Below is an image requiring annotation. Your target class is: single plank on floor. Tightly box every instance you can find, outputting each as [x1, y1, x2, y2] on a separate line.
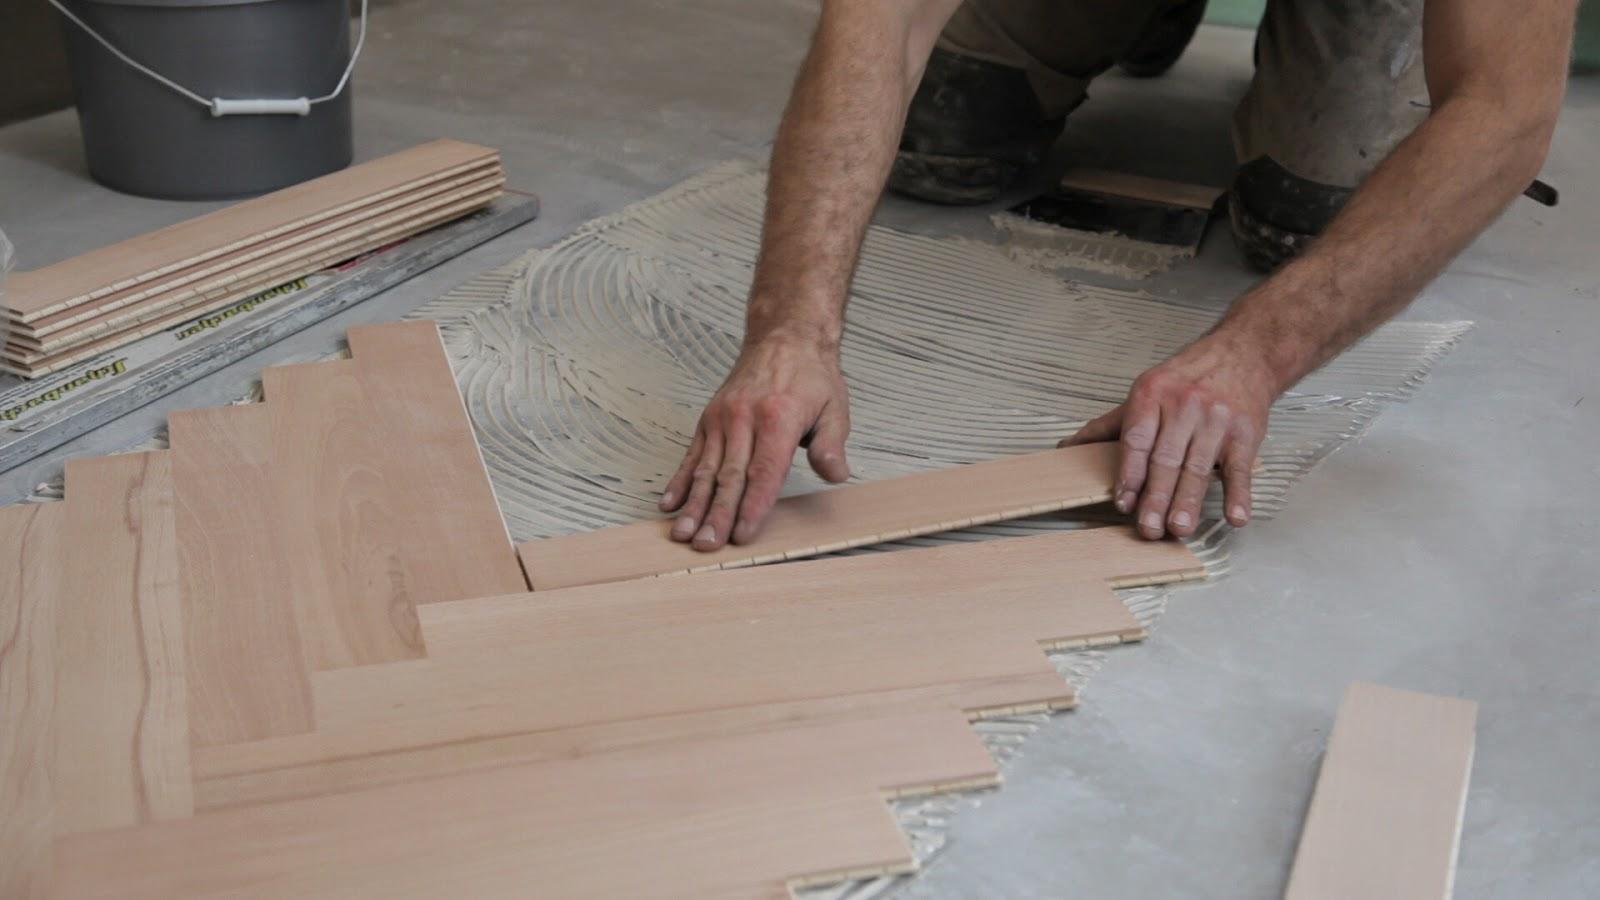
[344, 319, 526, 598]
[1284, 681, 1478, 900]
[169, 405, 314, 747]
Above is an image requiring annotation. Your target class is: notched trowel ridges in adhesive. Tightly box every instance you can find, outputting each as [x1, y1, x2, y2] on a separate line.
[517, 441, 1122, 590]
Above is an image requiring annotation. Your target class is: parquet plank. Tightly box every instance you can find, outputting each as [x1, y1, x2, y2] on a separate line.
[1284, 682, 1478, 900]
[518, 441, 1122, 589]
[189, 528, 1194, 804]
[0, 502, 65, 898]
[169, 405, 314, 747]
[344, 319, 527, 599]
[319, 534, 1158, 734]
[54, 453, 192, 832]
[194, 671, 1068, 810]
[262, 360, 427, 669]
[58, 711, 986, 899]
[4, 139, 497, 320]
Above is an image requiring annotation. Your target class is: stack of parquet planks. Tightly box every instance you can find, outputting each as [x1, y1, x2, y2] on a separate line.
[0, 140, 505, 378]
[0, 319, 1209, 897]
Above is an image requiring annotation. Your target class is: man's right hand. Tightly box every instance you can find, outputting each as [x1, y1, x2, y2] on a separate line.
[659, 335, 852, 551]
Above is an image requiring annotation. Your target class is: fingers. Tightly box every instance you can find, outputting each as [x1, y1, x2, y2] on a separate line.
[733, 410, 807, 545]
[669, 427, 723, 543]
[1115, 395, 1161, 516]
[692, 414, 755, 551]
[1134, 400, 1199, 539]
[805, 401, 851, 484]
[659, 428, 706, 513]
[1166, 411, 1227, 538]
[1221, 436, 1256, 527]
[1059, 406, 1124, 449]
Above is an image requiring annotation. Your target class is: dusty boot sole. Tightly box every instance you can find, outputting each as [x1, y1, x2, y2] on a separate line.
[1227, 184, 1315, 271]
[888, 152, 1024, 206]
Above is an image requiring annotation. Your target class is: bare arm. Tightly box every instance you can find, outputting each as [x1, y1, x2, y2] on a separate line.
[1070, 0, 1577, 539]
[661, 0, 960, 550]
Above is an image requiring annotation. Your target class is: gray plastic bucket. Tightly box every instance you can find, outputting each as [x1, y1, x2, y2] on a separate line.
[55, 0, 357, 200]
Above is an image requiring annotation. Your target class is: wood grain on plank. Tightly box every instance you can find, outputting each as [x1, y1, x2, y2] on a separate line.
[4, 139, 497, 320]
[59, 712, 986, 898]
[519, 441, 1123, 590]
[344, 319, 527, 598]
[169, 405, 314, 747]
[55, 453, 192, 832]
[263, 360, 427, 669]
[1284, 682, 1478, 900]
[0, 502, 65, 898]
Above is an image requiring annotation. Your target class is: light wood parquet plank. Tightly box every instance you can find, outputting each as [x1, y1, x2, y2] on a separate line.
[191, 528, 1197, 807]
[54, 452, 192, 833]
[261, 360, 427, 669]
[193, 671, 1067, 810]
[0, 502, 65, 898]
[57, 711, 988, 899]
[4, 139, 497, 321]
[169, 405, 314, 747]
[344, 319, 527, 599]
[518, 441, 1122, 590]
[1284, 682, 1478, 900]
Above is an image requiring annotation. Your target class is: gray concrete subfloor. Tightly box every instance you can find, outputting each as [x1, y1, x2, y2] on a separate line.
[1, 5, 1596, 897]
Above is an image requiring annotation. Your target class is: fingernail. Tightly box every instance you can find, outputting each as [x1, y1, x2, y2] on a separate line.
[693, 524, 716, 546]
[1115, 491, 1134, 513]
[1171, 511, 1191, 530]
[1140, 511, 1162, 535]
[671, 516, 696, 540]
[659, 489, 676, 509]
[1230, 504, 1248, 523]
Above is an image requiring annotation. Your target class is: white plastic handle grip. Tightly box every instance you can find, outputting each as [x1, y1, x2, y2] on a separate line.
[210, 97, 312, 117]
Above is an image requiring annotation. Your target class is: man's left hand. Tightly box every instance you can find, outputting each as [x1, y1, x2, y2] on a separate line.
[1062, 334, 1278, 539]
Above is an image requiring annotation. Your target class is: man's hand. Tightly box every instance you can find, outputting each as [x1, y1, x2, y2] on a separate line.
[659, 335, 851, 551]
[1064, 334, 1275, 540]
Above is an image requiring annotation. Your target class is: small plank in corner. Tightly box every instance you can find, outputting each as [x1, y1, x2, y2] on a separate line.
[1284, 681, 1478, 900]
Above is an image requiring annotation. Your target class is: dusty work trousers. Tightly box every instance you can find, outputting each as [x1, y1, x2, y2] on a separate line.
[938, 0, 1430, 192]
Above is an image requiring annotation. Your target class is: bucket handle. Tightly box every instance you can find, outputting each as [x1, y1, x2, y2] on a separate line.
[47, 0, 367, 117]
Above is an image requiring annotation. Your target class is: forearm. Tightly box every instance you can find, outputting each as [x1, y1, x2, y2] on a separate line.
[745, 1, 953, 352]
[1214, 96, 1558, 393]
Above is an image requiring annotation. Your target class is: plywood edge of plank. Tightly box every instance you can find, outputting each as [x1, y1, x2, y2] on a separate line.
[4, 140, 498, 319]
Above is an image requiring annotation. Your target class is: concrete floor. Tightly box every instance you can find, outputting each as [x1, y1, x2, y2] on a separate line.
[2, 3, 1596, 896]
